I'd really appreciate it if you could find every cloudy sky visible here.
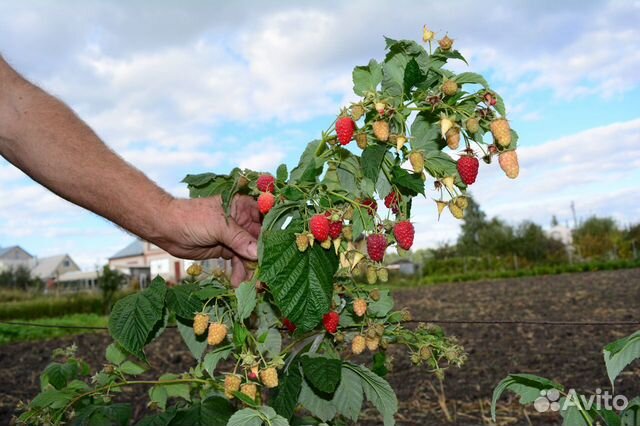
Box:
[1,0,639,269]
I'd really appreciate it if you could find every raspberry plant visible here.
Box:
[19,30,520,425]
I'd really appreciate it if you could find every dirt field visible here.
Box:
[1,269,639,425]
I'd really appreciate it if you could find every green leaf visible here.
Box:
[621,397,640,426]
[410,113,441,152]
[301,354,342,394]
[289,140,324,184]
[367,290,394,317]
[298,380,337,422]
[403,58,424,95]
[176,317,208,361]
[361,144,387,185]
[259,229,338,332]
[491,373,563,421]
[105,343,128,366]
[352,59,383,96]
[119,360,147,375]
[276,163,288,181]
[560,400,593,426]
[41,362,78,390]
[344,363,397,426]
[382,51,409,102]
[227,408,263,426]
[166,283,202,319]
[233,323,249,347]
[454,72,489,88]
[604,331,640,389]
[372,352,389,378]
[169,396,234,426]
[256,328,282,360]
[272,362,303,420]
[31,389,74,409]
[136,410,177,426]
[391,166,424,196]
[332,365,363,422]
[236,282,257,321]
[494,92,507,117]
[203,345,233,378]
[73,403,132,426]
[109,276,167,360]
[352,205,373,240]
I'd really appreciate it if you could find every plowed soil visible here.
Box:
[1,269,639,425]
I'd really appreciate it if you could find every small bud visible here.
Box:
[186,263,203,277]
[422,25,435,43]
[438,34,454,51]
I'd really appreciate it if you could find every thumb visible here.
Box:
[219,219,258,260]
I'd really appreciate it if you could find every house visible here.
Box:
[387,259,421,276]
[108,239,229,285]
[57,270,100,292]
[0,245,36,272]
[31,254,81,282]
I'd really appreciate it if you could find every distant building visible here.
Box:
[108,239,229,285]
[57,270,100,292]
[31,254,81,282]
[388,259,421,276]
[0,246,35,272]
[547,225,573,246]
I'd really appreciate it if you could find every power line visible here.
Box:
[1,318,639,331]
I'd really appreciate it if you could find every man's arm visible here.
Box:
[0,56,259,284]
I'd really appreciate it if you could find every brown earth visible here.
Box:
[1,269,639,425]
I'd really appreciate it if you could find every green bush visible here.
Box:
[0,291,131,320]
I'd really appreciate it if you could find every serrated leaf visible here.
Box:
[367,290,394,317]
[353,59,383,96]
[73,403,132,426]
[332,366,363,422]
[259,230,338,332]
[166,283,202,319]
[299,380,337,422]
[109,276,167,360]
[227,408,263,426]
[31,389,74,409]
[344,363,397,426]
[454,72,489,88]
[491,374,563,421]
[176,317,208,361]
[276,164,288,181]
[621,397,640,426]
[203,346,233,378]
[41,362,78,390]
[604,331,640,389]
[119,360,146,375]
[236,282,257,321]
[403,58,424,95]
[272,362,303,420]
[169,396,233,426]
[136,410,177,426]
[105,343,128,366]
[382,52,409,102]
[410,113,441,152]
[301,355,342,394]
[256,328,282,360]
[289,140,324,184]
[391,166,424,196]
[361,144,387,185]
[494,92,507,117]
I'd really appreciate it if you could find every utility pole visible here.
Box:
[570,201,578,229]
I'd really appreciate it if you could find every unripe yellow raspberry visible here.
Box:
[186,263,203,277]
[352,335,366,355]
[372,121,390,142]
[377,268,389,283]
[240,383,257,401]
[193,313,209,336]
[366,336,380,351]
[295,233,309,252]
[442,80,458,97]
[207,322,227,346]
[224,374,241,399]
[366,266,378,285]
[353,299,367,317]
[490,118,512,147]
[260,367,279,389]
[409,151,424,174]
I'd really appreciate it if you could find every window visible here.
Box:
[63,259,71,267]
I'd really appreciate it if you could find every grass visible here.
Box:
[0,313,108,345]
[384,258,640,289]
[0,291,130,320]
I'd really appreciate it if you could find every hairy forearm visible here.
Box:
[0,57,174,244]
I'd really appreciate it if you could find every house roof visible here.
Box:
[0,245,34,258]
[31,254,78,278]
[58,270,99,282]
[109,239,144,260]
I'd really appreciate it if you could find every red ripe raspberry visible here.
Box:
[309,214,330,242]
[367,234,387,262]
[256,174,275,193]
[361,198,378,216]
[257,192,275,215]
[336,117,356,145]
[384,191,401,214]
[282,318,296,334]
[457,153,480,185]
[323,311,340,334]
[328,221,343,239]
[393,221,415,250]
